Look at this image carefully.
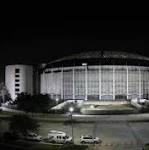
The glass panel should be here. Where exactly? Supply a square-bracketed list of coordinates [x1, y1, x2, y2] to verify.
[87, 68, 99, 100]
[115, 68, 127, 100]
[74, 69, 85, 99]
[101, 68, 113, 100]
[63, 70, 73, 99]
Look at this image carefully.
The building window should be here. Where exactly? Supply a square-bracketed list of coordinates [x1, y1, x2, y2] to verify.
[15, 84, 20, 87]
[15, 68, 20, 73]
[15, 74, 20, 78]
[15, 88, 20, 92]
[15, 79, 20, 82]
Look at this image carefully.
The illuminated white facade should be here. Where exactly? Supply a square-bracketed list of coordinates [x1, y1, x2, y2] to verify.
[5, 51, 149, 101]
[5, 65, 33, 99]
[40, 51, 149, 100]
[40, 65, 149, 100]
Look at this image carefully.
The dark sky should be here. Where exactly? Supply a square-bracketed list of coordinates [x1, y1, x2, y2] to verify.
[1, 15, 149, 81]
[1, 16, 149, 63]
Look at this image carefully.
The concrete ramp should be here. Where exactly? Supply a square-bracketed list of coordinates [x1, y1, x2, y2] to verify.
[51, 100, 83, 110]
[80, 101, 137, 115]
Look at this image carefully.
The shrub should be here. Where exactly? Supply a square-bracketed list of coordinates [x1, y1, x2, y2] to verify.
[9, 114, 39, 137]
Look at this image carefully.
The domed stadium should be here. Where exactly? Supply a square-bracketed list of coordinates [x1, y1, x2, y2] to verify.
[40, 50, 149, 101]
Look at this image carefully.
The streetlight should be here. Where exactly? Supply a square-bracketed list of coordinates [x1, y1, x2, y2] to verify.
[55, 97, 59, 105]
[69, 107, 74, 144]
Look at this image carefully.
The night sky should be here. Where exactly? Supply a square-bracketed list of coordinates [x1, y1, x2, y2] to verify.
[1, 15, 149, 82]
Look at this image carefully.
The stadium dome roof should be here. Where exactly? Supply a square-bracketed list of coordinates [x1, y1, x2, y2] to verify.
[45, 50, 149, 68]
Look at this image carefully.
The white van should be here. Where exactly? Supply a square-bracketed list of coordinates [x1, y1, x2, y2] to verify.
[47, 130, 72, 144]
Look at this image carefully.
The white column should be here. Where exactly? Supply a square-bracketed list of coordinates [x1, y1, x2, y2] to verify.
[61, 68, 63, 99]
[51, 70, 54, 99]
[99, 65, 101, 100]
[139, 68, 142, 99]
[85, 66, 88, 100]
[72, 68, 75, 99]
[113, 66, 115, 100]
[126, 66, 129, 100]
[43, 71, 45, 93]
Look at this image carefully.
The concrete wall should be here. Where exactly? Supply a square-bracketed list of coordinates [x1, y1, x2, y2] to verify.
[5, 65, 33, 100]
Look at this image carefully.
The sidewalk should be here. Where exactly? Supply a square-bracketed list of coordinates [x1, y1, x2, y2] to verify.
[1, 106, 149, 122]
[72, 113, 149, 122]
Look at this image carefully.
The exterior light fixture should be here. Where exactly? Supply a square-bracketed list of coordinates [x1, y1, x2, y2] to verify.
[82, 63, 87, 66]
[55, 97, 59, 104]
[69, 107, 74, 113]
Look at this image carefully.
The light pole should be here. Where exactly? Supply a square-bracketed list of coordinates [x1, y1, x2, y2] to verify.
[69, 107, 74, 144]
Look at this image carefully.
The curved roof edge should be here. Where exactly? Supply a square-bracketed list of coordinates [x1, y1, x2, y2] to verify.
[48, 50, 149, 65]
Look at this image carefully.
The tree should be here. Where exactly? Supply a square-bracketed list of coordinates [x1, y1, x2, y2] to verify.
[0, 82, 12, 104]
[9, 114, 39, 137]
[15, 93, 52, 113]
[14, 92, 33, 113]
[32, 94, 51, 113]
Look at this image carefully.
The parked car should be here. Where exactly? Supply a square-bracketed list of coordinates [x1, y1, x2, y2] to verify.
[80, 135, 102, 144]
[25, 132, 42, 142]
[47, 130, 72, 144]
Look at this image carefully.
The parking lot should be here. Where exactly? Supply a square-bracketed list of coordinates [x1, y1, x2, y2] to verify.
[1, 117, 149, 150]
[38, 121, 149, 146]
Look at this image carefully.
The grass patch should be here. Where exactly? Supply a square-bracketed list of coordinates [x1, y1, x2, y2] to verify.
[0, 111, 16, 116]
[0, 141, 88, 150]
[31, 144, 88, 150]
[63, 119, 94, 125]
[29, 143, 60, 150]
[0, 115, 95, 124]
[60, 144, 88, 150]
[128, 119, 149, 122]
[10, 140, 33, 147]
[144, 143, 149, 150]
